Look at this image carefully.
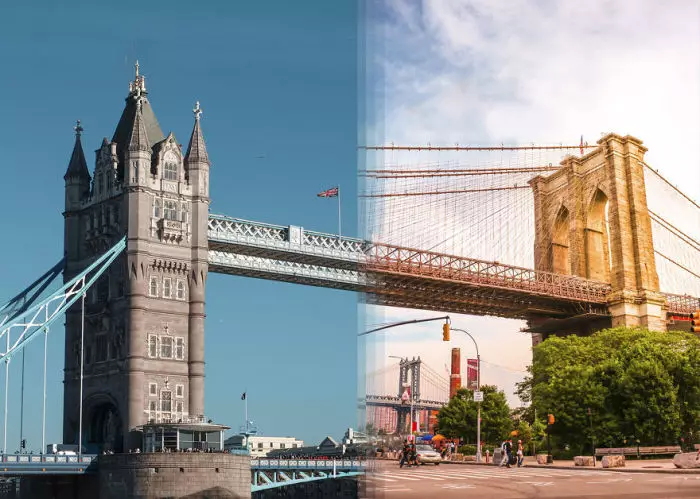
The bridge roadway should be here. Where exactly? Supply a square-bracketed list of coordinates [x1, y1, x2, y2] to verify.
[0, 453, 96, 475]
[364, 395, 445, 411]
[207, 215, 699, 320]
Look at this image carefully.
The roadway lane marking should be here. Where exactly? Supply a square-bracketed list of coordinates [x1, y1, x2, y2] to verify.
[441, 484, 476, 489]
[586, 478, 633, 484]
[523, 481, 553, 487]
[377, 488, 413, 493]
[378, 473, 423, 481]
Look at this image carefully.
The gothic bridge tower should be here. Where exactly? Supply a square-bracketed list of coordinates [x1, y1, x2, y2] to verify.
[528, 133, 665, 342]
[62, 63, 211, 451]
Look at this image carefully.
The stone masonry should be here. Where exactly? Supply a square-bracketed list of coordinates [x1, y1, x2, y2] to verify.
[62, 64, 211, 452]
[98, 453, 251, 499]
[528, 133, 666, 341]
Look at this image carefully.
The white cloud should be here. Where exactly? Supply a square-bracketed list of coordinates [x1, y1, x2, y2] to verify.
[362, 0, 700, 411]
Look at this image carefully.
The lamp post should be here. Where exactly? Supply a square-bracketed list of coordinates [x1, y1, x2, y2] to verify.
[360, 316, 450, 441]
[450, 327, 482, 463]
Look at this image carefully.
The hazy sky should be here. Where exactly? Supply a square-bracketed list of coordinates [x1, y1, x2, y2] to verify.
[362, 0, 700, 410]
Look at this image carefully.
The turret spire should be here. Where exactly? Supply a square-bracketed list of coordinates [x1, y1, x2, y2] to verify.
[127, 101, 150, 152]
[185, 101, 210, 166]
[64, 120, 90, 181]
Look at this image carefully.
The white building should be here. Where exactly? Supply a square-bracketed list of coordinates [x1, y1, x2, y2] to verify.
[224, 434, 304, 458]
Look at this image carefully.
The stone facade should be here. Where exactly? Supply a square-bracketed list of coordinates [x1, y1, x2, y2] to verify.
[98, 453, 250, 499]
[62, 66, 211, 452]
[529, 133, 666, 336]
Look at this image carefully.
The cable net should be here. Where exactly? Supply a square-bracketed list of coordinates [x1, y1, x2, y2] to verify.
[360, 146, 583, 269]
[643, 165, 700, 297]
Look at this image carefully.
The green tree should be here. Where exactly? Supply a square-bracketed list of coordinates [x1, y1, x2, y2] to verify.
[526, 327, 700, 453]
[435, 385, 512, 446]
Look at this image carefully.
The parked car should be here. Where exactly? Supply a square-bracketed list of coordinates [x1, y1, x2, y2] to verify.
[415, 444, 441, 465]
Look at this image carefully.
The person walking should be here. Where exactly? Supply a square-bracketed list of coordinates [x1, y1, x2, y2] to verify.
[505, 439, 514, 468]
[517, 440, 524, 467]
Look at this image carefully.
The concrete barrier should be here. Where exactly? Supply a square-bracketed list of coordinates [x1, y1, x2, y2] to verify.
[574, 456, 595, 467]
[601, 455, 625, 468]
[536, 454, 548, 464]
[673, 452, 700, 469]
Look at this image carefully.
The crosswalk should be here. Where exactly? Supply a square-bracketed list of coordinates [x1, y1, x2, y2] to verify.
[364, 465, 636, 484]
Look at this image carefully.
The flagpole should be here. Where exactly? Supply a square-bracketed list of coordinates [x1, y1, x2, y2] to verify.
[245, 391, 248, 435]
[337, 185, 342, 238]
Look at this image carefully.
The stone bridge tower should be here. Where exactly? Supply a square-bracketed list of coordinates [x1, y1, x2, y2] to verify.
[62, 64, 211, 451]
[528, 133, 666, 340]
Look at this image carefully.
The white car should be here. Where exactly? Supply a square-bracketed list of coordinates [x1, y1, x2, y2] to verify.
[415, 445, 441, 465]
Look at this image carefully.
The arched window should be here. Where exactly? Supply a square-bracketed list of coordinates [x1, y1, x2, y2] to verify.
[164, 161, 178, 181]
[585, 189, 611, 282]
[181, 202, 188, 223]
[154, 198, 161, 218]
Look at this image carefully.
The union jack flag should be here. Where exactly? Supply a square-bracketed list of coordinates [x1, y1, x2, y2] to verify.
[317, 186, 339, 198]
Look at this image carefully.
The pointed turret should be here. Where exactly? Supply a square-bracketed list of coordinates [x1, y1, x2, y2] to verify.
[64, 120, 91, 181]
[112, 61, 164, 180]
[127, 100, 151, 152]
[184, 101, 210, 166]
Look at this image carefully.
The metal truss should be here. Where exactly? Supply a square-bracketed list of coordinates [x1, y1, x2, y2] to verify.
[208, 215, 368, 270]
[0, 454, 97, 476]
[208, 215, 700, 321]
[0, 237, 126, 362]
[663, 292, 700, 315]
[251, 459, 365, 491]
[365, 395, 446, 411]
[208, 251, 366, 291]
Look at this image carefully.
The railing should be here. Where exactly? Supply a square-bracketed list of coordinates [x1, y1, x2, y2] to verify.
[663, 293, 700, 315]
[252, 458, 365, 471]
[0, 454, 98, 475]
[364, 243, 612, 303]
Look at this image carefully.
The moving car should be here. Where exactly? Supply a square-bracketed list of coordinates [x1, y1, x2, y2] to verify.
[415, 444, 441, 465]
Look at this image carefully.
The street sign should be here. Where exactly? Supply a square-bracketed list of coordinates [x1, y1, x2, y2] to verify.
[473, 391, 483, 402]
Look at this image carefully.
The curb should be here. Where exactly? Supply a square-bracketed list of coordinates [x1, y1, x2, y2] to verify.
[440, 460, 700, 474]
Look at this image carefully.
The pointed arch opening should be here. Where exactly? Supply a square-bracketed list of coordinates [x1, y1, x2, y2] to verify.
[551, 206, 570, 274]
[585, 189, 611, 282]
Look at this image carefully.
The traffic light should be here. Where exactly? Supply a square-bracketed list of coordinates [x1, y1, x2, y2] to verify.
[691, 311, 700, 333]
[21, 439, 26, 449]
[547, 414, 555, 425]
[442, 323, 450, 341]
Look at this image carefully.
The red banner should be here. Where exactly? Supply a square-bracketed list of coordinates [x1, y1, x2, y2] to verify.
[466, 358, 479, 390]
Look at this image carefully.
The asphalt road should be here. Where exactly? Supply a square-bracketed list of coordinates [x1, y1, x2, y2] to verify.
[360, 461, 700, 498]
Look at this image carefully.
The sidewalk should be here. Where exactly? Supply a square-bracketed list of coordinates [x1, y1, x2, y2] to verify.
[443, 455, 700, 474]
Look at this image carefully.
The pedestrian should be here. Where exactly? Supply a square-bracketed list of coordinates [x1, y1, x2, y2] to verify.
[504, 439, 513, 468]
[517, 440, 524, 467]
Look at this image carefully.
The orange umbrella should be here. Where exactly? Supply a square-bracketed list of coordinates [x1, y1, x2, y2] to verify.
[432, 434, 446, 441]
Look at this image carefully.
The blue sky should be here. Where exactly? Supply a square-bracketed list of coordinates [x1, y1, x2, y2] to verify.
[0, 0, 359, 449]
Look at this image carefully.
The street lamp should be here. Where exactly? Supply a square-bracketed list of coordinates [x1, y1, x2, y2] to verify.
[360, 317, 450, 439]
[450, 327, 482, 463]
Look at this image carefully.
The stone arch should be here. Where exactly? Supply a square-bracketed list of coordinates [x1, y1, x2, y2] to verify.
[584, 188, 611, 282]
[84, 394, 123, 453]
[551, 205, 570, 274]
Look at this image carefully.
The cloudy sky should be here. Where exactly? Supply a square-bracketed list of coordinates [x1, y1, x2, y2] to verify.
[361, 0, 700, 411]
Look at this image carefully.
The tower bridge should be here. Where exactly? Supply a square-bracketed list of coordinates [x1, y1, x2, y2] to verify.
[1, 65, 698, 462]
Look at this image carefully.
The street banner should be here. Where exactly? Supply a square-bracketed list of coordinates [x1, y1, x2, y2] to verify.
[467, 358, 479, 390]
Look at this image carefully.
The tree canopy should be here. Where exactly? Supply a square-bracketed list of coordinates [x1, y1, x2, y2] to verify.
[517, 327, 700, 452]
[435, 385, 512, 445]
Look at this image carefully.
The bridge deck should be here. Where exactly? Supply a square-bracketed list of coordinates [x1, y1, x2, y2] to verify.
[207, 216, 699, 319]
[0, 454, 97, 475]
